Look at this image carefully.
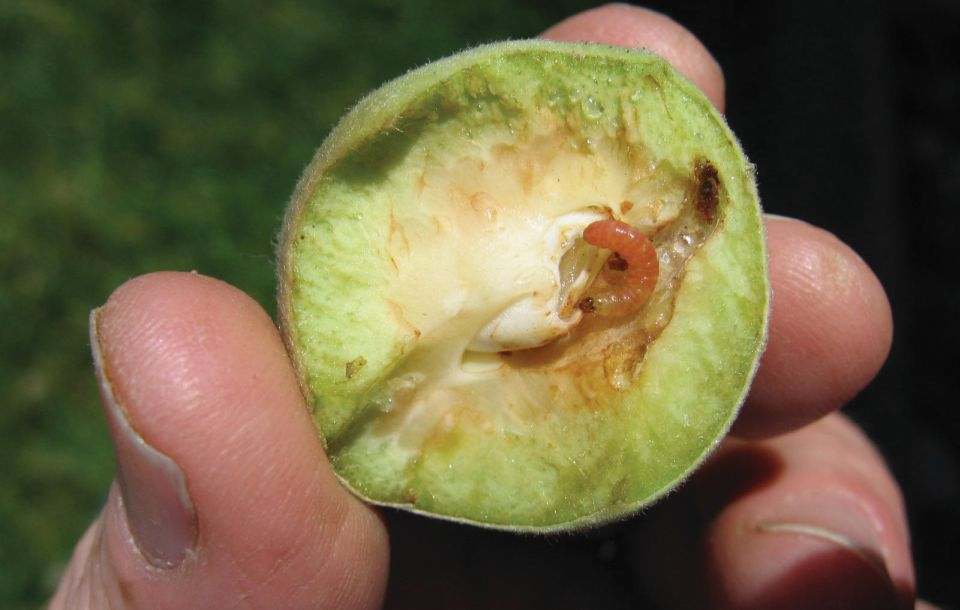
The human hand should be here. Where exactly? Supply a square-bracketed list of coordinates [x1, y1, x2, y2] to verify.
[49, 5, 919, 609]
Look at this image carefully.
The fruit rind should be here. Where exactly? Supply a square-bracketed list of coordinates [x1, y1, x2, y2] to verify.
[277, 40, 769, 532]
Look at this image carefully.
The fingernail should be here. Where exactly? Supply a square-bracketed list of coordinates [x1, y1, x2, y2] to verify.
[90, 308, 198, 569]
[757, 492, 903, 610]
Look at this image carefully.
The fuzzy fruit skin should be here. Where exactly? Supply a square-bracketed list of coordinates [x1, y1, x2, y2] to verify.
[277, 40, 769, 532]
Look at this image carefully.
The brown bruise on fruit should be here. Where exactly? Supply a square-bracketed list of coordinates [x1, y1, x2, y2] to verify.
[695, 159, 720, 222]
[345, 356, 367, 380]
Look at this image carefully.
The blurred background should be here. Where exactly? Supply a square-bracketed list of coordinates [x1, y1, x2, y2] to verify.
[2, 0, 957, 607]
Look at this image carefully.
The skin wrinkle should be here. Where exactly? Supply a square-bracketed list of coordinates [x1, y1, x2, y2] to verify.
[282, 575, 323, 610]
[218, 413, 331, 571]
[210, 482, 310, 607]
[203, 398, 292, 499]
[303, 472, 365, 607]
[322, 514, 382, 610]
[223, 462, 351, 609]
[60, 521, 100, 609]
[217, 410, 279, 473]
[94, 502, 120, 610]
[53, 529, 82, 607]
[231, 486, 312, 587]
[218, 538, 258, 610]
[234, 538, 316, 607]
[326, 502, 386, 608]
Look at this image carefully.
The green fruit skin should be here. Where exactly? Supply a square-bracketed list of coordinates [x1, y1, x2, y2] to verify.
[278, 40, 769, 532]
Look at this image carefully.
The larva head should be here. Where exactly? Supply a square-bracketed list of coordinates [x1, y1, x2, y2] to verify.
[277, 41, 768, 532]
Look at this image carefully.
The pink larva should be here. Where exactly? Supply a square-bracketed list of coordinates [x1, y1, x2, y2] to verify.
[578, 219, 659, 318]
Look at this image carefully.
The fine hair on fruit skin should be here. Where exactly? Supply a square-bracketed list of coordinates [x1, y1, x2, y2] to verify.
[277, 40, 769, 532]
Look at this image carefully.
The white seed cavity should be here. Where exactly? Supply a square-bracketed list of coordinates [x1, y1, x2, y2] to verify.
[465, 208, 606, 354]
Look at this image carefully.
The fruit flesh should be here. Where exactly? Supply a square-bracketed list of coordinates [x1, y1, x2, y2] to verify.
[278, 41, 768, 531]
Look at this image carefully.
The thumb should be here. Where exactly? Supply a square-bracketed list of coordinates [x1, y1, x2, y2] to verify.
[49, 272, 388, 610]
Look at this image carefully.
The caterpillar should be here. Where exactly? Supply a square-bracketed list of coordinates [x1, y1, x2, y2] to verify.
[578, 220, 659, 318]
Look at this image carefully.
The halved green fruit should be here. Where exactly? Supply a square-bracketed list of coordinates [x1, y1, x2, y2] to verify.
[277, 40, 769, 532]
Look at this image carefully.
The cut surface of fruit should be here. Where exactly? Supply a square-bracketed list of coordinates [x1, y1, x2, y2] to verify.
[278, 41, 769, 531]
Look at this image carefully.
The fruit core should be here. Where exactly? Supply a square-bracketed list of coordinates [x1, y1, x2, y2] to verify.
[356, 132, 722, 451]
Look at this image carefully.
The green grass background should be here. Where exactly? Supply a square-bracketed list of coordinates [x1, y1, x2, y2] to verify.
[0, 1, 596, 605]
